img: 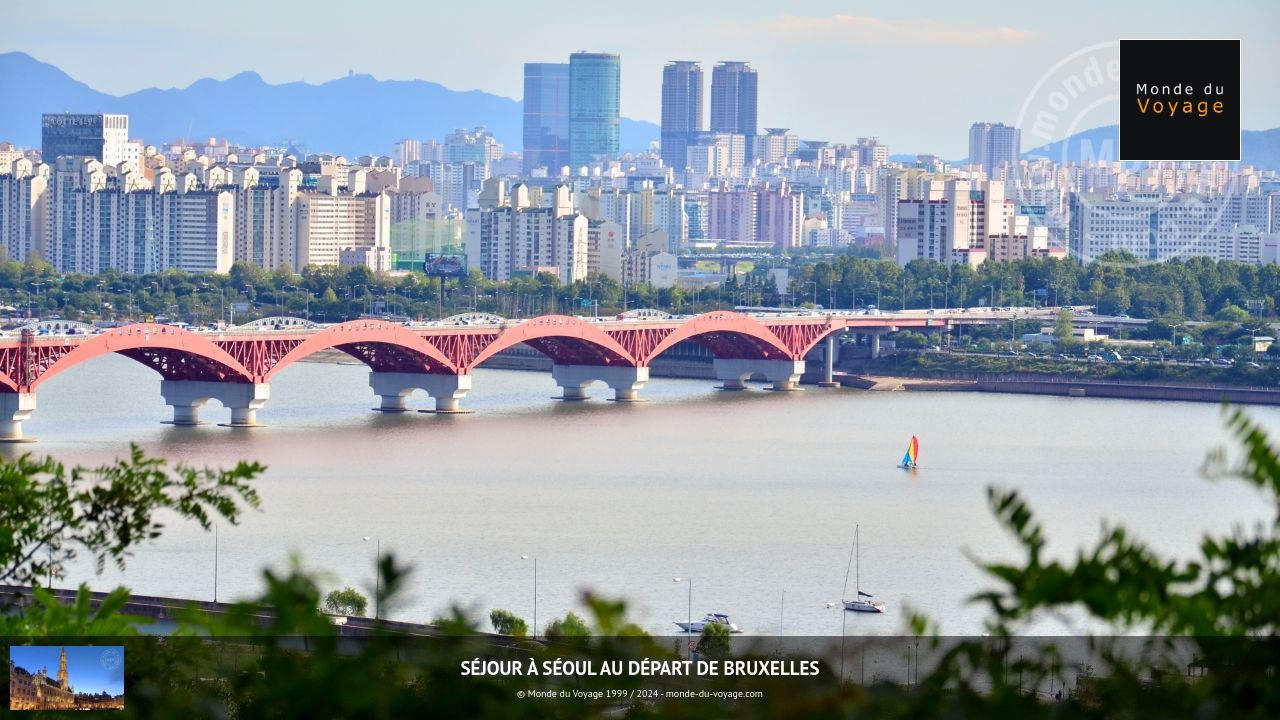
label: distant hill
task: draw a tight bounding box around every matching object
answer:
[0,52,659,156]
[1023,124,1280,171]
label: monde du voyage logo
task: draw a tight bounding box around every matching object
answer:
[1120,39,1240,161]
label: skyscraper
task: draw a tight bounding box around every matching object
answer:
[660,61,703,172]
[968,122,1021,175]
[41,113,129,165]
[568,52,621,169]
[710,62,758,164]
[523,63,570,175]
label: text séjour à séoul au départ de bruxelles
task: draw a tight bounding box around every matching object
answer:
[1135,83,1227,117]
[460,658,822,678]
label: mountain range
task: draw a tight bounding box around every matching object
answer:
[2,52,1276,170]
[1022,125,1280,171]
[0,52,659,157]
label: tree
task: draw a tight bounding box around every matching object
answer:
[1213,303,1249,323]
[1053,308,1074,342]
[697,620,731,659]
[321,587,368,617]
[488,608,528,637]
[544,611,590,638]
[0,445,262,589]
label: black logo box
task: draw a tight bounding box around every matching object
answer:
[1119,39,1240,161]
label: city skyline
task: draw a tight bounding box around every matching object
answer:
[3,1,1277,158]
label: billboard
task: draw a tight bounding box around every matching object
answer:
[423,253,468,278]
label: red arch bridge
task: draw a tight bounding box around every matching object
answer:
[0,308,978,441]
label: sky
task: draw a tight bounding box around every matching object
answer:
[9,645,125,695]
[3,0,1277,157]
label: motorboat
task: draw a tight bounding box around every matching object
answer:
[674,613,743,634]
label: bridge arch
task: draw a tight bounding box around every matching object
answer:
[13,320,102,336]
[18,323,254,392]
[638,311,793,364]
[441,312,505,326]
[237,316,319,331]
[618,308,673,320]
[261,319,461,379]
[467,315,637,370]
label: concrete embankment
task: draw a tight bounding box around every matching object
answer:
[908,375,1280,405]
[300,349,1280,405]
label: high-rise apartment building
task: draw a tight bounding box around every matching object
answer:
[968,122,1021,175]
[754,128,800,166]
[294,188,391,271]
[710,62,758,165]
[896,179,1055,266]
[41,113,130,165]
[0,159,49,263]
[523,63,571,175]
[568,52,621,169]
[1069,191,1272,263]
[660,61,703,172]
[465,179,587,283]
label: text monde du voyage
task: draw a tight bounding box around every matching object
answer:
[1134,82,1228,118]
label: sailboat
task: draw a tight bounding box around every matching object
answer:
[842,524,886,614]
[899,435,919,469]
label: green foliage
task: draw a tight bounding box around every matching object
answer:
[697,621,731,659]
[0,584,141,638]
[1053,308,1074,341]
[488,608,527,637]
[0,444,263,588]
[877,351,1280,387]
[544,611,591,638]
[1214,303,1250,323]
[322,586,368,617]
[893,330,928,349]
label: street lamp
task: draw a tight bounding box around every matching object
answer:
[363,536,381,619]
[673,577,692,656]
[521,555,538,639]
[807,281,817,309]
[213,523,219,603]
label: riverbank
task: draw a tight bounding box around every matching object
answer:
[299,348,1280,405]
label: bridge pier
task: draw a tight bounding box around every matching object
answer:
[160,380,270,427]
[714,358,805,391]
[870,332,882,359]
[369,372,472,413]
[0,392,37,442]
[818,335,840,387]
[551,364,649,402]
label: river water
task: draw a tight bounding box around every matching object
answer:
[7,354,1274,637]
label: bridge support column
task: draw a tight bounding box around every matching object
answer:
[160,380,270,427]
[870,333,882,359]
[369,372,473,414]
[818,335,840,387]
[714,359,806,392]
[0,392,37,442]
[551,365,649,402]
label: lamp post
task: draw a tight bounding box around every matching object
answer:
[807,281,817,308]
[363,536,380,619]
[213,523,219,603]
[673,577,692,657]
[521,555,537,639]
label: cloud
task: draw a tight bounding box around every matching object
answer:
[755,14,1034,48]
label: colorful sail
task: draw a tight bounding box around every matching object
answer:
[901,435,919,467]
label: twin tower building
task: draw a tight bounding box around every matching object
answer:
[522,55,758,177]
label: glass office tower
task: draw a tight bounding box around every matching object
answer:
[568,52,621,169]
